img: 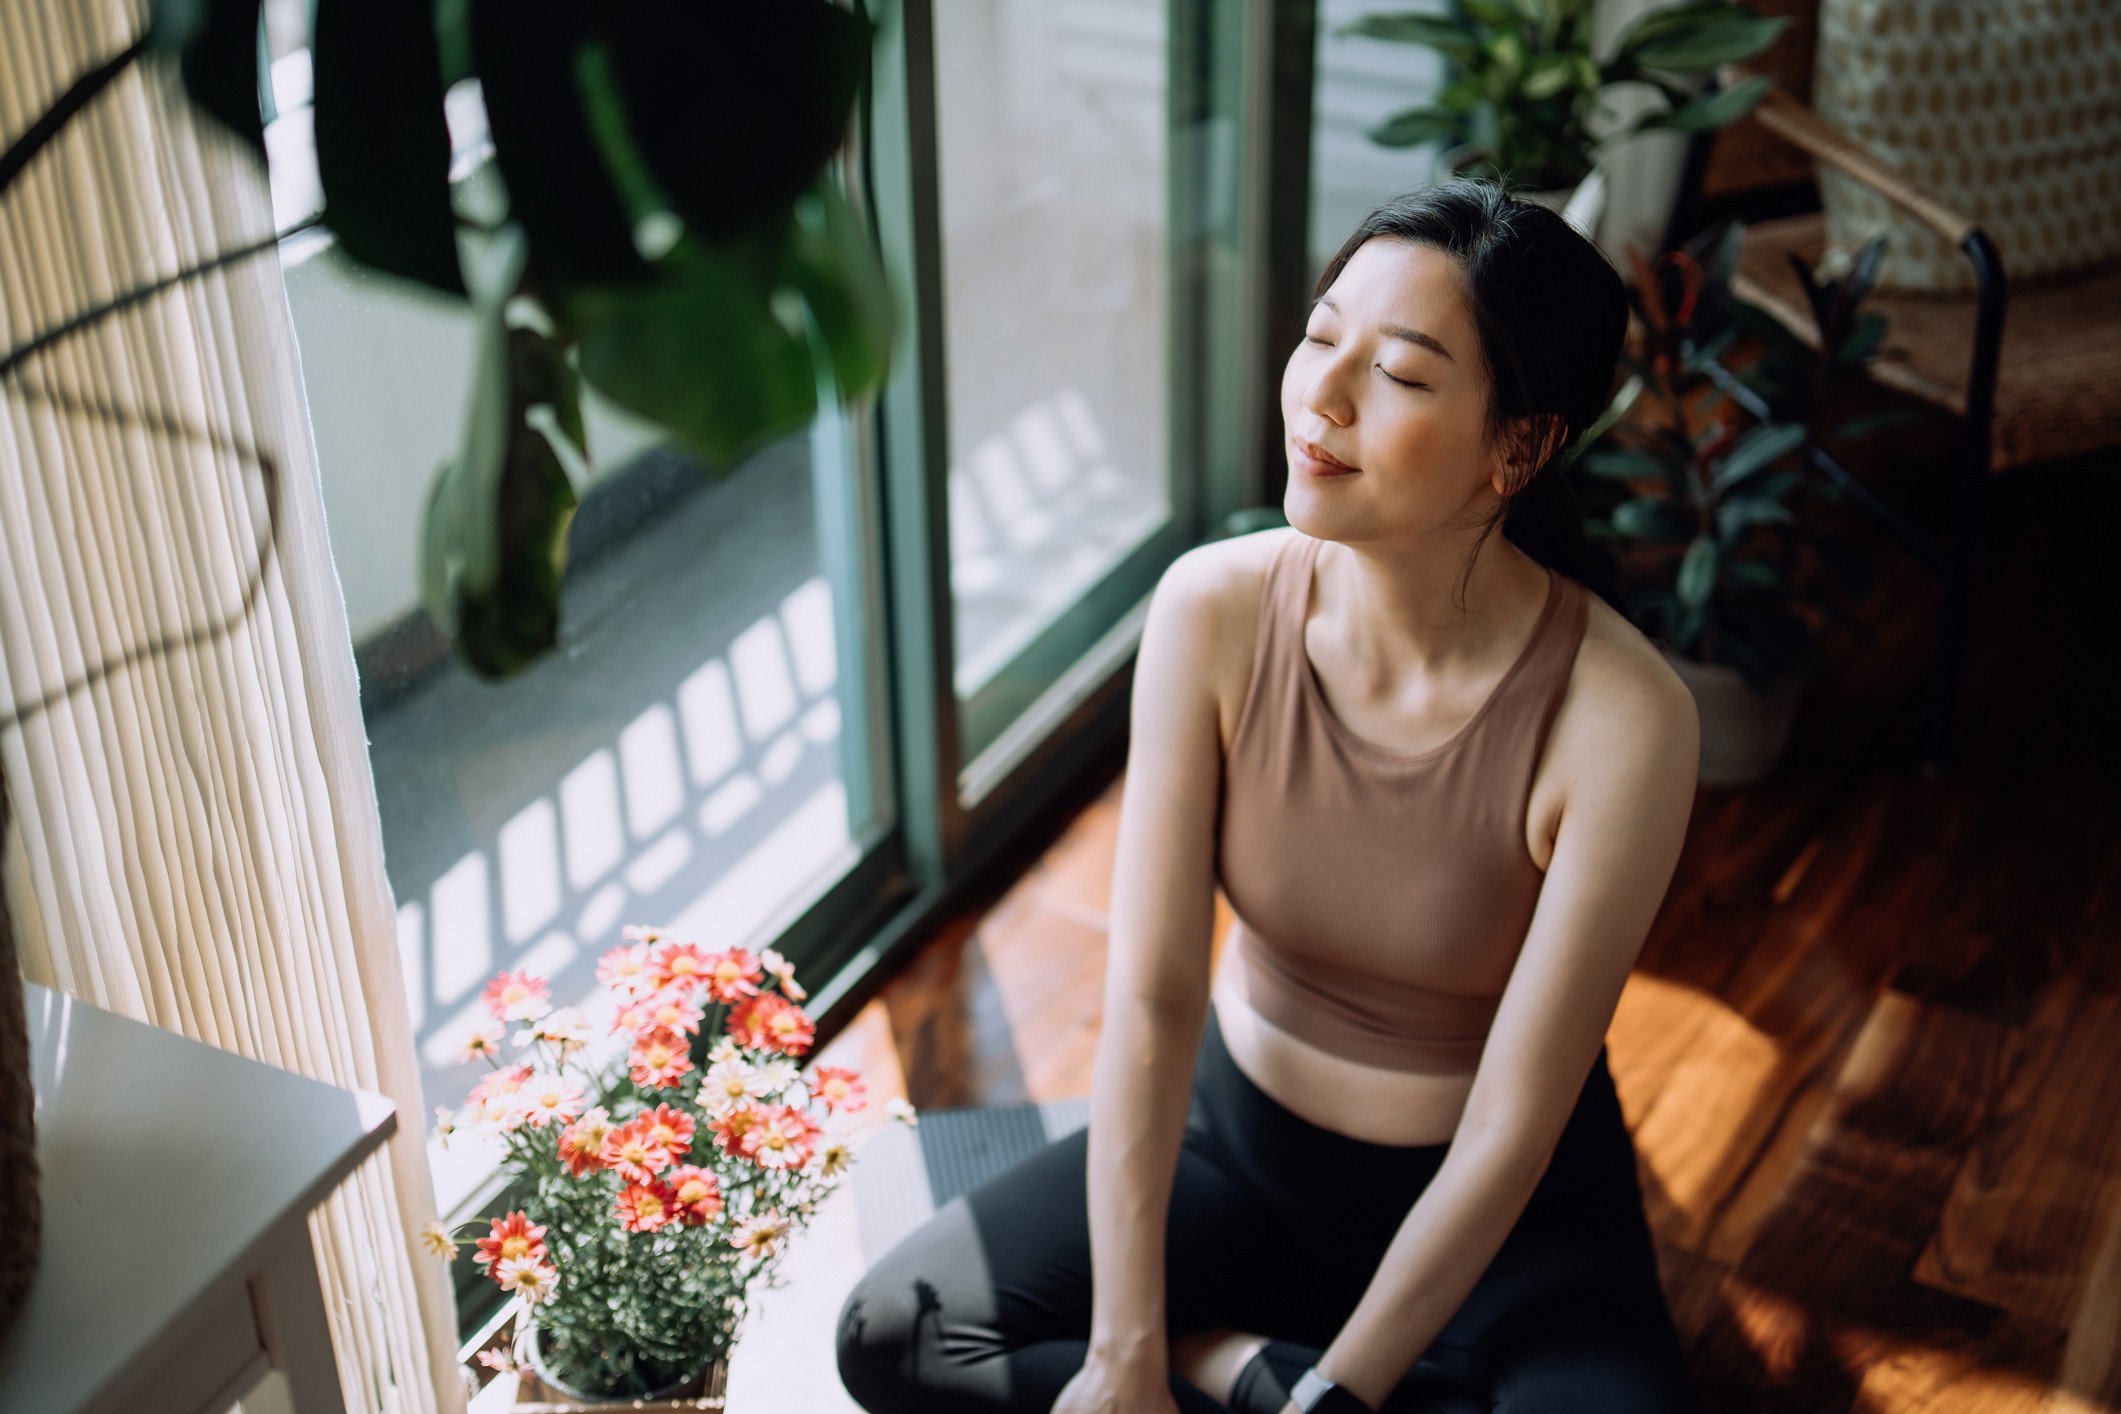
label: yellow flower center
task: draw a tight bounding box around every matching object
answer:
[500,1235,531,1260]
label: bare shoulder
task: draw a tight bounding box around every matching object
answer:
[1144,527,1297,740]
[1550,589,1700,790]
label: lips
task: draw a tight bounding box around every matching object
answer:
[1290,435,1358,476]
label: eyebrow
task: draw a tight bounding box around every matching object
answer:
[1316,298,1455,363]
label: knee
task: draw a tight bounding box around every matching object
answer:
[835,1267,922,1414]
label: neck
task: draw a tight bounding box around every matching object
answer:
[1318,522,1548,672]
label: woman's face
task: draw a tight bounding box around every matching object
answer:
[1280,237,1508,547]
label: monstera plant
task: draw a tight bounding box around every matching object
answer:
[1347,0,1789,191]
[0,0,893,678]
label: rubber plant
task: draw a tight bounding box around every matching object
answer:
[1572,221,1893,695]
[1345,0,1789,190]
[0,0,894,679]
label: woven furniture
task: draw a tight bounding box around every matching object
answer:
[1721,78,2121,764]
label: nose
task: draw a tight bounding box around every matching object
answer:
[1298,348,1356,429]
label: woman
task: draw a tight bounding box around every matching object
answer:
[837,181,1701,1414]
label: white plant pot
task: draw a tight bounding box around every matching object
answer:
[1664,650,1803,789]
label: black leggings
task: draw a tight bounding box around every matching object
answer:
[836,1010,1696,1413]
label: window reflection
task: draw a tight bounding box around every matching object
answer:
[935,0,1172,704]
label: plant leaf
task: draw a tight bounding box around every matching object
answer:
[1837,310,1888,365]
[1828,406,1923,441]
[1715,495,1792,542]
[1628,10,1788,72]
[1560,374,1644,466]
[151,0,265,155]
[312,0,465,295]
[1581,446,1670,481]
[1521,53,1577,100]
[471,0,647,282]
[1340,11,1482,65]
[1722,557,1782,592]
[1612,496,1691,542]
[609,0,868,243]
[1677,534,1719,610]
[1636,73,1772,133]
[785,181,895,401]
[1369,105,1464,148]
[563,234,818,469]
[1710,420,1806,494]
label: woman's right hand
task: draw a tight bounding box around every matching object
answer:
[1051,1352,1184,1414]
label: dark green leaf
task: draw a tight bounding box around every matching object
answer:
[313,0,465,295]
[1369,105,1463,148]
[563,235,817,469]
[471,0,647,282]
[1723,558,1783,593]
[1710,421,1805,494]
[1581,446,1669,481]
[1636,73,1772,133]
[1837,310,1888,365]
[1828,406,1923,441]
[1560,375,1644,466]
[435,0,474,87]
[1340,11,1482,64]
[610,0,868,243]
[152,0,264,155]
[1612,496,1691,542]
[1715,495,1791,542]
[1521,53,1577,100]
[786,181,894,400]
[1627,10,1788,71]
[1677,534,1719,610]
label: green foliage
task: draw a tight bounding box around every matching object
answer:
[1346,0,1786,189]
[139,0,895,679]
[311,0,463,294]
[1579,223,1888,695]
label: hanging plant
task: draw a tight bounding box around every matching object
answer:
[3,0,895,679]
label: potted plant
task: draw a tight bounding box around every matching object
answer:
[426,931,911,1405]
[1344,0,1790,208]
[1574,221,1892,785]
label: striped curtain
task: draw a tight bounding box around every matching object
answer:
[0,3,463,1412]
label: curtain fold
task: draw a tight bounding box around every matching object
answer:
[0,3,465,1411]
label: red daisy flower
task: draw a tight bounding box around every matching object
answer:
[665,1165,723,1225]
[557,1107,615,1176]
[699,947,764,1005]
[473,1211,547,1271]
[639,1102,696,1158]
[739,1103,821,1171]
[629,1027,694,1089]
[709,1102,760,1159]
[726,993,815,1057]
[637,986,706,1036]
[614,1180,676,1234]
[600,1117,673,1184]
[481,971,550,1022]
[650,941,715,992]
[809,1066,868,1115]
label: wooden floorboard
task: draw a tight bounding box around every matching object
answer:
[865,444,2121,1410]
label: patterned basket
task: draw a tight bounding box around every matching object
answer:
[1813,0,2121,291]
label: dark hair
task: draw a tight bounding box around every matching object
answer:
[1313,179,1627,596]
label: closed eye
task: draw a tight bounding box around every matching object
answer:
[1378,366,1426,389]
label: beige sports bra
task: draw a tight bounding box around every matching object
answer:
[1216,533,1589,1074]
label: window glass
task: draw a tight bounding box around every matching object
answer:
[933,0,1174,756]
[270,71,883,1217]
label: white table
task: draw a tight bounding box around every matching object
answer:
[0,983,397,1414]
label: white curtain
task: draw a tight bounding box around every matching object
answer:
[0,4,464,1412]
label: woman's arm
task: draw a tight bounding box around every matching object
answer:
[1307,632,1700,1411]
[1057,547,1252,1414]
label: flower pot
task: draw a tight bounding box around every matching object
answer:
[519,1326,725,1410]
[1664,650,1802,789]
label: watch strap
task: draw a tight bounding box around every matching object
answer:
[1290,1367,1373,1413]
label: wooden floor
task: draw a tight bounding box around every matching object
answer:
[860,444,2121,1412]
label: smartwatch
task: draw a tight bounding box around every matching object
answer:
[1289,1366,1374,1414]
